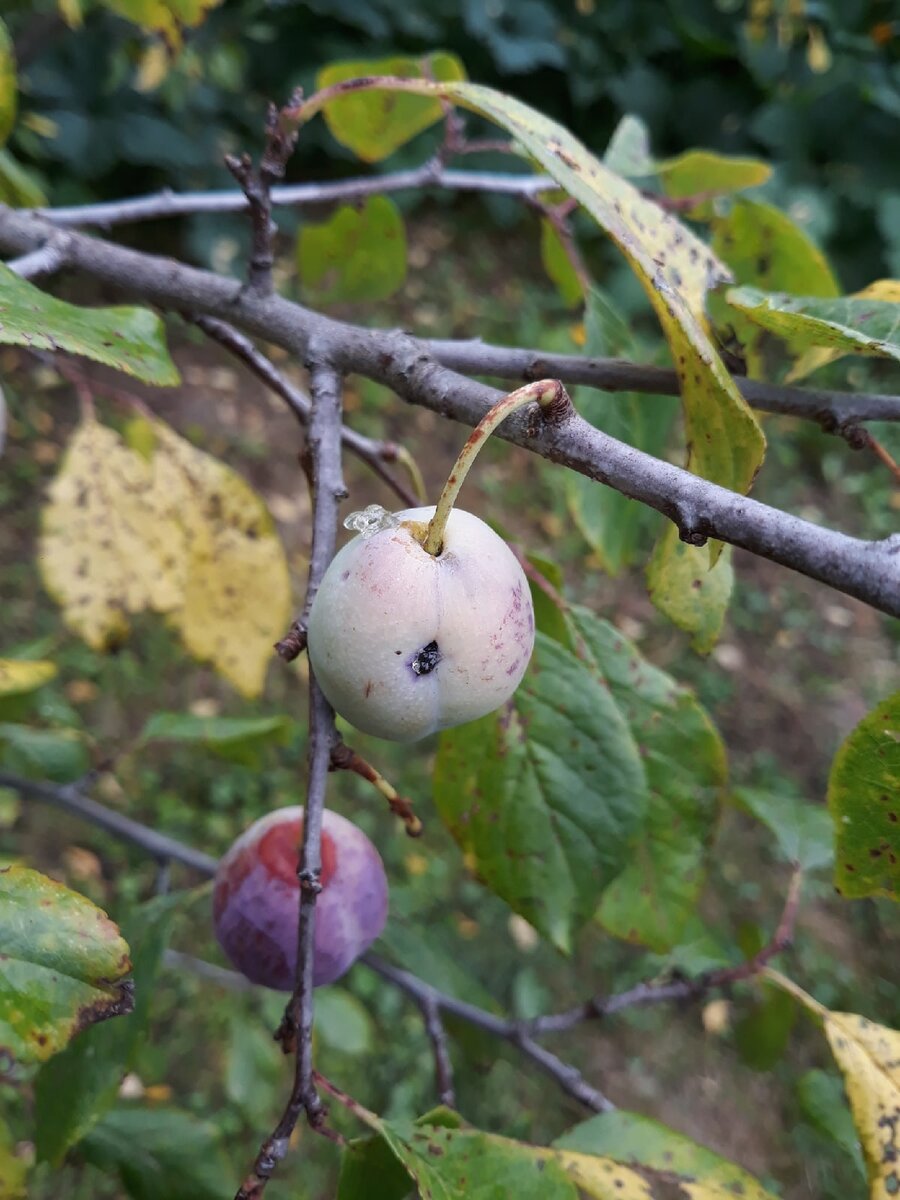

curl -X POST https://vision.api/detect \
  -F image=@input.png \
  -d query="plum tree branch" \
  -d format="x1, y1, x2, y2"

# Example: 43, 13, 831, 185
0, 205, 898, 617
189, 315, 418, 505
7, 768, 805, 1124
236, 362, 346, 1198
33, 167, 554, 228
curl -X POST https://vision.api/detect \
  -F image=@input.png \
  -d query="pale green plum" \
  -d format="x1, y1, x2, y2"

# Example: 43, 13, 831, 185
307, 507, 535, 742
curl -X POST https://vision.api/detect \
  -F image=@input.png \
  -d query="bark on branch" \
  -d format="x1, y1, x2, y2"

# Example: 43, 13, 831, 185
0, 205, 897, 618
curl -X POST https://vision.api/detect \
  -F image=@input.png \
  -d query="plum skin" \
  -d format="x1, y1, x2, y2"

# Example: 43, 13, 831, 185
307, 506, 535, 743
212, 806, 388, 991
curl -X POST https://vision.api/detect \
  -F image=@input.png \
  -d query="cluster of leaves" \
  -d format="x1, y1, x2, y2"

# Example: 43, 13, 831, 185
5, 0, 900, 283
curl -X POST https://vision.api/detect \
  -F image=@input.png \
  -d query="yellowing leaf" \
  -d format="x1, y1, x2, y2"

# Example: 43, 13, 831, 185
541, 1148, 653, 1198
317, 54, 466, 163
0, 660, 57, 697
305, 78, 765, 548
646, 525, 734, 653
99, 0, 222, 45
0, 1119, 27, 1199
151, 424, 291, 698
789, 280, 900, 381
39, 418, 186, 649
0, 19, 16, 147
767, 973, 900, 1199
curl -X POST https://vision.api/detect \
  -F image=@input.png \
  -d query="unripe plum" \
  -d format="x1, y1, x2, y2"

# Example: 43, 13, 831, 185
307, 506, 535, 743
212, 806, 388, 990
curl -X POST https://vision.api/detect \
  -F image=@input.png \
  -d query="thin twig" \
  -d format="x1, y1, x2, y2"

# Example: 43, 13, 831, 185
427, 339, 900, 429
329, 740, 422, 837
235, 362, 347, 1198
360, 954, 615, 1113
190, 315, 417, 506
32, 169, 555, 229
859, 428, 900, 486
225, 93, 302, 296
418, 994, 456, 1108
524, 867, 805, 1035
6, 237, 69, 279
0, 771, 218, 876
1, 206, 898, 618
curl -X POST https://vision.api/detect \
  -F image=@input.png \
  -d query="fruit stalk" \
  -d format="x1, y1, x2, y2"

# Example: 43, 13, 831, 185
423, 379, 567, 556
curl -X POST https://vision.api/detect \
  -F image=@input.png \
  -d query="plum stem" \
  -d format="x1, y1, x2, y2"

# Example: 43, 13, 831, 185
330, 740, 423, 837
423, 379, 570, 556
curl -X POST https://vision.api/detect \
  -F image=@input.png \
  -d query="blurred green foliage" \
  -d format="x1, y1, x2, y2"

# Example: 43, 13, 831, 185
5, 0, 900, 285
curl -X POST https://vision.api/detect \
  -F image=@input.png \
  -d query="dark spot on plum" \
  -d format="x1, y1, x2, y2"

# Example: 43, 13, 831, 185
410, 640, 442, 676
341, 570, 350, 581
394, 649, 402, 655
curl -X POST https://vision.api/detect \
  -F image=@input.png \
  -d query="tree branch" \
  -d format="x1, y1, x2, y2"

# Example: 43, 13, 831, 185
0, 205, 897, 617
427, 339, 900, 430
418, 993, 456, 1108
0, 770, 218, 876
236, 363, 346, 1198
360, 953, 615, 1113
190, 315, 417, 506
33, 168, 554, 229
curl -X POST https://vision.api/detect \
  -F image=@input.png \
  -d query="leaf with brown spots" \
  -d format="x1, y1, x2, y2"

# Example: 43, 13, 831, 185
39, 416, 186, 650
711, 198, 838, 380
828, 690, 900, 901
768, 973, 900, 1200
554, 1110, 779, 1200
725, 287, 900, 368
435, 631, 647, 953
646, 525, 734, 654
151, 422, 292, 698
0, 263, 178, 385
0, 865, 132, 1065
789, 280, 900, 381
304, 79, 766, 531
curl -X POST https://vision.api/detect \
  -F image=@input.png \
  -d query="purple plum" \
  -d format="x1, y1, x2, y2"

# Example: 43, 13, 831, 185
213, 806, 388, 990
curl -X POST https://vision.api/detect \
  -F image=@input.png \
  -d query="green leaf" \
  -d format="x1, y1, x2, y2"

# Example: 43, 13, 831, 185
712, 199, 839, 378
316, 54, 466, 163
658, 151, 771, 216
80, 1106, 231, 1200
314, 986, 375, 1056
0, 20, 15, 147
564, 288, 673, 575
434, 631, 647, 951
827, 691, 900, 900
99, 0, 222, 44
0, 1120, 27, 1200
788, 280, 900, 381
602, 114, 655, 178
554, 1110, 778, 1200
224, 1008, 282, 1119
725, 286, 900, 368
646, 524, 734, 653
734, 985, 797, 1071
376, 922, 500, 1014
0, 660, 57, 698
34, 894, 179, 1166
310, 79, 765, 520
299, 195, 407, 304
539, 218, 584, 307
376, 1119, 578, 1200
0, 149, 45, 208
525, 554, 572, 651
567, 608, 727, 952
0, 865, 132, 1065
0, 265, 179, 385
796, 1069, 866, 1179
0, 723, 90, 782
338, 1135, 413, 1200
734, 787, 834, 871
138, 712, 291, 764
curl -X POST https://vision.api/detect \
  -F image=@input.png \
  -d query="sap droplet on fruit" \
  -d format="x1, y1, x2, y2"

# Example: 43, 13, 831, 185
343, 505, 399, 538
